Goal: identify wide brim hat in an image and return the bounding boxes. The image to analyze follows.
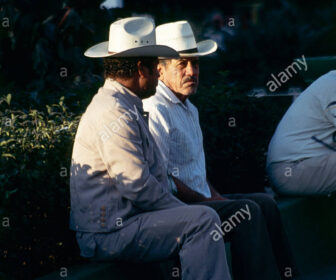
[156,21,217,57]
[84,17,179,58]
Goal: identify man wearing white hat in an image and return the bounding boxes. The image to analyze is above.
[143,20,299,280]
[69,17,232,280]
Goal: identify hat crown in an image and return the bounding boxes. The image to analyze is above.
[108,17,156,53]
[156,21,197,52]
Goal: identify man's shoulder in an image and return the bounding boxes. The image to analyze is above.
[187,100,198,112]
[304,70,336,98]
[78,88,140,137]
[287,70,336,113]
[87,87,134,116]
[143,93,171,115]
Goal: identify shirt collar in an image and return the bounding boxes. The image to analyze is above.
[103,79,144,113]
[157,80,192,110]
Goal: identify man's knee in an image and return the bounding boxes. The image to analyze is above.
[238,199,263,220]
[251,193,278,208]
[186,205,221,225]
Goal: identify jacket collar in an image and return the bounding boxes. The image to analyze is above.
[103,79,144,113]
[157,80,191,109]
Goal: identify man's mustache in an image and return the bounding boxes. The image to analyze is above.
[182,76,197,84]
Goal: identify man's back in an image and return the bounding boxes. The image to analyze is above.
[70,80,180,233]
[267,70,336,165]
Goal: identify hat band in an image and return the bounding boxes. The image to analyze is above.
[179,47,198,53]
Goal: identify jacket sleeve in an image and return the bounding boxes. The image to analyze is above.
[324,100,336,128]
[95,103,185,211]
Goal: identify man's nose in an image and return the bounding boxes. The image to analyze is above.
[186,62,197,76]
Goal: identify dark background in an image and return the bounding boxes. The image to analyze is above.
[1,0,336,278]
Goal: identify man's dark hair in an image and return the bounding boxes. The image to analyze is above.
[103,57,157,79]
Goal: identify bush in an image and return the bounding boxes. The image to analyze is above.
[0,94,81,279]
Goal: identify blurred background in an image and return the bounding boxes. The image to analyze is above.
[1,0,336,278]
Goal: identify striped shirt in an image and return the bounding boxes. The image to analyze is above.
[143,80,211,198]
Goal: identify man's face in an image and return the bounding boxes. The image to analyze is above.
[159,57,200,98]
[139,58,160,99]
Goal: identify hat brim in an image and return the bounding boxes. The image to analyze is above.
[84,41,179,58]
[179,39,217,57]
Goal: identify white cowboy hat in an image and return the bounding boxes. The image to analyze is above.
[156,20,217,57]
[84,17,179,58]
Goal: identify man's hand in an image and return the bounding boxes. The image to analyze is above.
[171,176,228,203]
[206,180,228,201]
[204,195,228,202]
[172,176,210,203]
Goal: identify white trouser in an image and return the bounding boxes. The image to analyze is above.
[267,152,336,195]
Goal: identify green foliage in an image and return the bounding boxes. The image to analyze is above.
[0,94,81,279]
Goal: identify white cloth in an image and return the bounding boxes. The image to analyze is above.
[267,70,336,165]
[143,81,211,198]
[100,0,123,9]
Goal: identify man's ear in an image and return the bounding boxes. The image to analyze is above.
[137,61,148,79]
[157,63,165,80]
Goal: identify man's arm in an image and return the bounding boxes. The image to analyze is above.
[171,176,208,203]
[171,176,227,202]
[146,105,225,202]
[207,179,227,201]
[325,101,336,128]
[95,104,185,211]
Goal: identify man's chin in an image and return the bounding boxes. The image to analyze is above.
[140,90,156,100]
[184,84,198,93]
[185,88,197,96]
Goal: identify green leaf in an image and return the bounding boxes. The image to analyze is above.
[2,153,16,159]
[0,139,16,146]
[59,96,65,106]
[6,94,11,106]
[46,105,52,114]
[5,188,18,199]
